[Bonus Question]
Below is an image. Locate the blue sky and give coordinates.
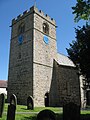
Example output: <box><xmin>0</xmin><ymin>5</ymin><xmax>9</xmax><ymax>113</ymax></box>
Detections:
<box><xmin>0</xmin><ymin>0</ymin><xmax>85</xmax><ymax>80</ymax></box>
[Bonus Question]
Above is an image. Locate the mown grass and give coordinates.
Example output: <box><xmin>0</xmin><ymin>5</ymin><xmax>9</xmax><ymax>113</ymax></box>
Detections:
<box><xmin>4</xmin><ymin>103</ymin><xmax>62</xmax><ymax>113</ymax></box>
<box><xmin>0</xmin><ymin>103</ymin><xmax>62</xmax><ymax>120</ymax></box>
<box><xmin>0</xmin><ymin>103</ymin><xmax>90</xmax><ymax>120</ymax></box>
<box><xmin>0</xmin><ymin>114</ymin><xmax>37</xmax><ymax>120</ymax></box>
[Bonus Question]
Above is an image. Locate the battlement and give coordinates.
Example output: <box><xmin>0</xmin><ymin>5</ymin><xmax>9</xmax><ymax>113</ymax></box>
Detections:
<box><xmin>12</xmin><ymin>6</ymin><xmax>56</xmax><ymax>25</ymax></box>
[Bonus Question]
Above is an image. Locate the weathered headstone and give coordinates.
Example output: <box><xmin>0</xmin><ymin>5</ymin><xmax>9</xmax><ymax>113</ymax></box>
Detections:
<box><xmin>37</xmin><ymin>109</ymin><xmax>56</xmax><ymax>120</ymax></box>
<box><xmin>0</xmin><ymin>93</ymin><xmax>5</xmax><ymax>117</ymax></box>
<box><xmin>6</xmin><ymin>94</ymin><xmax>17</xmax><ymax>120</ymax></box>
<box><xmin>7</xmin><ymin>104</ymin><xmax>16</xmax><ymax>120</ymax></box>
<box><xmin>63</xmin><ymin>102</ymin><xmax>80</xmax><ymax>120</ymax></box>
<box><xmin>27</xmin><ymin>96</ymin><xmax>34</xmax><ymax>110</ymax></box>
<box><xmin>10</xmin><ymin>94</ymin><xmax>17</xmax><ymax>106</ymax></box>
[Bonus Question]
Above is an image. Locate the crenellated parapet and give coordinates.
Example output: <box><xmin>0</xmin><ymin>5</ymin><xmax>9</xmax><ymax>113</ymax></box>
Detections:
<box><xmin>12</xmin><ymin>6</ymin><xmax>56</xmax><ymax>26</ymax></box>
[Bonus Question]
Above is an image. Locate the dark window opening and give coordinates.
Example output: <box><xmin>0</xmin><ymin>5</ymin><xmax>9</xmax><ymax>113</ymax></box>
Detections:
<box><xmin>43</xmin><ymin>23</ymin><xmax>49</xmax><ymax>35</ymax></box>
<box><xmin>18</xmin><ymin>23</ymin><xmax>25</xmax><ymax>35</ymax></box>
<box><xmin>44</xmin><ymin>92</ymin><xmax>49</xmax><ymax>107</ymax></box>
<box><xmin>86</xmin><ymin>90</ymin><xmax>90</xmax><ymax>105</ymax></box>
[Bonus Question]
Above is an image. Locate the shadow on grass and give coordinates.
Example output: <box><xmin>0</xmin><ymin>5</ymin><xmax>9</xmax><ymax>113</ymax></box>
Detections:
<box><xmin>56</xmin><ymin>113</ymin><xmax>63</xmax><ymax>120</ymax></box>
<box><xmin>21</xmin><ymin>108</ymin><xmax>27</xmax><ymax>110</ymax></box>
<box><xmin>24</xmin><ymin>116</ymin><xmax>36</xmax><ymax>120</ymax></box>
<box><xmin>81</xmin><ymin>114</ymin><xmax>90</xmax><ymax>120</ymax></box>
<box><xmin>22</xmin><ymin>114</ymin><xmax>90</xmax><ymax>120</ymax></box>
<box><xmin>55</xmin><ymin>113</ymin><xmax>90</xmax><ymax>120</ymax></box>
<box><xmin>23</xmin><ymin>114</ymin><xmax>63</xmax><ymax>120</ymax></box>
<box><xmin>21</xmin><ymin>108</ymin><xmax>33</xmax><ymax>111</ymax></box>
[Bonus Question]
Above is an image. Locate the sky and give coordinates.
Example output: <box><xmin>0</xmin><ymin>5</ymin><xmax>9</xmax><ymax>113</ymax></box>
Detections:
<box><xmin>0</xmin><ymin>0</ymin><xmax>86</xmax><ymax>80</ymax></box>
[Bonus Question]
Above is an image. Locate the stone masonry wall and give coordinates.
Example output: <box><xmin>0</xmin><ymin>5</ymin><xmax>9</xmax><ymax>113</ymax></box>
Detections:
<box><xmin>80</xmin><ymin>75</ymin><xmax>86</xmax><ymax>108</ymax></box>
<box><xmin>8</xmin><ymin>6</ymin><xmax>81</xmax><ymax>107</ymax></box>
<box><xmin>33</xmin><ymin>64</ymin><xmax>52</xmax><ymax>106</ymax></box>
<box><xmin>8</xmin><ymin>10</ymin><xmax>34</xmax><ymax>105</ymax></box>
<box><xmin>8</xmin><ymin>6</ymin><xmax>57</xmax><ymax>106</ymax></box>
<box><xmin>49</xmin><ymin>60</ymin><xmax>81</xmax><ymax>106</ymax></box>
<box><xmin>33</xmin><ymin>7</ymin><xmax>57</xmax><ymax>106</ymax></box>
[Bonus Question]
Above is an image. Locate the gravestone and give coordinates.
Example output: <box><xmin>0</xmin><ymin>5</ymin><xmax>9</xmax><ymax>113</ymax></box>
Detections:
<box><xmin>37</xmin><ymin>109</ymin><xmax>56</xmax><ymax>120</ymax></box>
<box><xmin>7</xmin><ymin>104</ymin><xmax>16</xmax><ymax>120</ymax></box>
<box><xmin>63</xmin><ymin>102</ymin><xmax>80</xmax><ymax>120</ymax></box>
<box><xmin>10</xmin><ymin>94</ymin><xmax>17</xmax><ymax>106</ymax></box>
<box><xmin>27</xmin><ymin>96</ymin><xmax>34</xmax><ymax>110</ymax></box>
<box><xmin>0</xmin><ymin>93</ymin><xmax>5</xmax><ymax>117</ymax></box>
<box><xmin>6</xmin><ymin>94</ymin><xmax>17</xmax><ymax>120</ymax></box>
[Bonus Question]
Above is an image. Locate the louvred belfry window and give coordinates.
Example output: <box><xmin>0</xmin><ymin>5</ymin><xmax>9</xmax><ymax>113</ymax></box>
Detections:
<box><xmin>18</xmin><ymin>23</ymin><xmax>25</xmax><ymax>35</ymax></box>
<box><xmin>43</xmin><ymin>23</ymin><xmax>49</xmax><ymax>35</ymax></box>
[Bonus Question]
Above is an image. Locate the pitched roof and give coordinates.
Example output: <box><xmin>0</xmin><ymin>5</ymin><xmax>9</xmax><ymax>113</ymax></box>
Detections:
<box><xmin>0</xmin><ymin>80</ymin><xmax>7</xmax><ymax>88</ymax></box>
<box><xmin>55</xmin><ymin>53</ymin><xmax>75</xmax><ymax>67</ymax></box>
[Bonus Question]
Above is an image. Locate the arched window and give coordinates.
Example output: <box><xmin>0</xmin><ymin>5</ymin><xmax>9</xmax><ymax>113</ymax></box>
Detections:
<box><xmin>43</xmin><ymin>23</ymin><xmax>49</xmax><ymax>35</ymax></box>
<box><xmin>18</xmin><ymin>23</ymin><xmax>25</xmax><ymax>35</ymax></box>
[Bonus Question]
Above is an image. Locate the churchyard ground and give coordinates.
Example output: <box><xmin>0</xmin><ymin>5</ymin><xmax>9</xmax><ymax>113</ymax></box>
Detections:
<box><xmin>0</xmin><ymin>103</ymin><xmax>90</xmax><ymax>120</ymax></box>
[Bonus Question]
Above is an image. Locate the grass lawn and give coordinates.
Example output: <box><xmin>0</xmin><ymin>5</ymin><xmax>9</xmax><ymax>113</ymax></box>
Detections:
<box><xmin>4</xmin><ymin>103</ymin><xmax>62</xmax><ymax>113</ymax></box>
<box><xmin>0</xmin><ymin>103</ymin><xmax>62</xmax><ymax>120</ymax></box>
<box><xmin>0</xmin><ymin>103</ymin><xmax>90</xmax><ymax>120</ymax></box>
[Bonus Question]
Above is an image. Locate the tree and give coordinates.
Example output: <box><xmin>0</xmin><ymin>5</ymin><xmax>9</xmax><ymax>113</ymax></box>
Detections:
<box><xmin>66</xmin><ymin>24</ymin><xmax>90</xmax><ymax>87</ymax></box>
<box><xmin>72</xmin><ymin>0</ymin><xmax>90</xmax><ymax>22</ymax></box>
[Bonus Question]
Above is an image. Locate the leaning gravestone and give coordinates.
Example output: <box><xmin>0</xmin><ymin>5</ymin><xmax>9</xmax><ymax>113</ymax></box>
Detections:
<box><xmin>63</xmin><ymin>102</ymin><xmax>80</xmax><ymax>120</ymax></box>
<box><xmin>37</xmin><ymin>109</ymin><xmax>56</xmax><ymax>120</ymax></box>
<box><xmin>27</xmin><ymin>96</ymin><xmax>34</xmax><ymax>110</ymax></box>
<box><xmin>6</xmin><ymin>94</ymin><xmax>17</xmax><ymax>120</ymax></box>
<box><xmin>0</xmin><ymin>93</ymin><xmax>5</xmax><ymax>117</ymax></box>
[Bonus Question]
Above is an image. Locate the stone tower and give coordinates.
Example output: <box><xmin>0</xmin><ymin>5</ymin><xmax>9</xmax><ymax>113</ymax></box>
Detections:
<box><xmin>8</xmin><ymin>6</ymin><xmax>57</xmax><ymax>106</ymax></box>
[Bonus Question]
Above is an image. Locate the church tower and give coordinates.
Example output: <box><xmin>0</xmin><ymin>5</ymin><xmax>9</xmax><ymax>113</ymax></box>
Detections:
<box><xmin>8</xmin><ymin>6</ymin><xmax>57</xmax><ymax>106</ymax></box>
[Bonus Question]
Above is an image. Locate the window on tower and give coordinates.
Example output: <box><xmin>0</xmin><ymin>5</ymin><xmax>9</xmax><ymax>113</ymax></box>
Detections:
<box><xmin>43</xmin><ymin>23</ymin><xmax>49</xmax><ymax>35</ymax></box>
<box><xmin>18</xmin><ymin>23</ymin><xmax>25</xmax><ymax>35</ymax></box>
